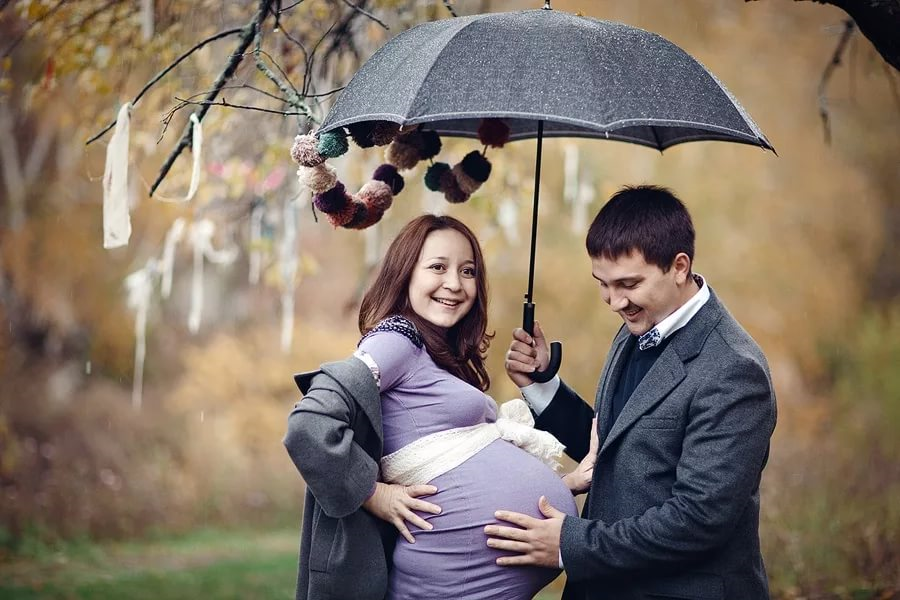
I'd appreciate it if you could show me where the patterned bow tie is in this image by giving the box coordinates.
[638,327,662,351]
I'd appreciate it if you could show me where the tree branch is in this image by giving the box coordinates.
[748,0,900,73]
[85,26,245,145]
[817,19,856,144]
[148,0,274,197]
[339,0,389,30]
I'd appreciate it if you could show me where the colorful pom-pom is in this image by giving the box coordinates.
[424,162,451,192]
[313,182,351,214]
[419,130,442,159]
[358,205,386,229]
[297,163,338,194]
[452,163,482,196]
[344,201,371,229]
[325,201,357,227]
[290,134,325,167]
[460,150,492,183]
[385,140,422,170]
[477,119,511,148]
[359,180,394,213]
[372,164,405,195]
[370,121,401,146]
[439,170,469,204]
[317,130,349,158]
[348,121,377,148]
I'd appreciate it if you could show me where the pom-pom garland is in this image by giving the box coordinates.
[478,118,511,148]
[296,163,337,194]
[372,164,405,195]
[316,130,349,158]
[290,118,509,229]
[291,134,326,167]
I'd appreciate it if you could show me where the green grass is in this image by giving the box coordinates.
[0,528,298,599]
[0,527,562,599]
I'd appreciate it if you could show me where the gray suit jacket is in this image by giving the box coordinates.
[536,290,777,600]
[284,357,394,600]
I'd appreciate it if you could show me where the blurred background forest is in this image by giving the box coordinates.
[0,0,898,598]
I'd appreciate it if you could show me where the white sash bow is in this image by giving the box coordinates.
[380,398,565,486]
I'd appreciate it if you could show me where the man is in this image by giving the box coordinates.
[485,185,777,599]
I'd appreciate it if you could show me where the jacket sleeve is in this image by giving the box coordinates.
[534,380,595,462]
[283,373,379,519]
[561,354,776,579]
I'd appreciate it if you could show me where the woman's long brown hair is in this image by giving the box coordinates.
[358,214,493,391]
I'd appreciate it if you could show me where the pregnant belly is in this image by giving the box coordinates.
[388,439,578,600]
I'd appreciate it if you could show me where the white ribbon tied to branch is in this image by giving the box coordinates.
[188,219,239,334]
[155,112,203,203]
[103,103,132,248]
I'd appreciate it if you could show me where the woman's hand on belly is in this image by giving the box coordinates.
[363,482,442,543]
[562,416,599,494]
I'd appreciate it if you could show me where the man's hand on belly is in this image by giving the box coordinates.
[484,496,564,569]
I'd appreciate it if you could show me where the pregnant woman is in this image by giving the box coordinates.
[285,214,585,600]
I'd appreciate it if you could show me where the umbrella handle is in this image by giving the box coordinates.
[523,301,562,383]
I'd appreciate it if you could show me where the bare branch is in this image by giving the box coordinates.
[340,0,389,30]
[172,96,310,116]
[817,19,855,144]
[149,0,275,197]
[85,26,245,145]
[443,0,458,17]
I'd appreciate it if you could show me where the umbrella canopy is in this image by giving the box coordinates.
[316,7,774,381]
[320,9,773,151]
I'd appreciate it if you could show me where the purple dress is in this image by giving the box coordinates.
[358,318,577,600]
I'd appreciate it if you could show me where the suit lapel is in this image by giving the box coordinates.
[597,288,726,456]
[596,328,632,439]
[599,347,685,455]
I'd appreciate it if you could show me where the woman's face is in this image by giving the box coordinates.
[407,228,477,329]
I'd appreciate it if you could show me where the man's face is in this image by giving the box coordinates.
[591,250,688,336]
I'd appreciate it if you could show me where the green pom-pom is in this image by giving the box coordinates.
[317,130,349,158]
[424,162,451,191]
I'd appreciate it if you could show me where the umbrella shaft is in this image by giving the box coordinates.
[527,120,544,303]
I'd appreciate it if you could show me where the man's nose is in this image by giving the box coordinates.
[608,290,629,311]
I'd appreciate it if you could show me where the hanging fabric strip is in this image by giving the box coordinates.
[103,103,132,249]
[155,113,203,203]
[188,221,207,334]
[188,219,239,334]
[125,259,157,410]
[280,197,299,352]
[185,113,203,201]
[160,218,186,298]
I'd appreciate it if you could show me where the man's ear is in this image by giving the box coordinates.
[672,253,692,284]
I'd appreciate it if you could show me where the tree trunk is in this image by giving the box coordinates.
[804,0,899,72]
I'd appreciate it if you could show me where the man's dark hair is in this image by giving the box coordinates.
[585,185,695,271]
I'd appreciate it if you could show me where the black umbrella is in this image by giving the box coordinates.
[319,4,774,381]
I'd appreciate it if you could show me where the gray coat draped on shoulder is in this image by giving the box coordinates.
[283,357,395,600]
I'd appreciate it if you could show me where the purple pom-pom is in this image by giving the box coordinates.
[372,164,405,195]
[313,181,350,214]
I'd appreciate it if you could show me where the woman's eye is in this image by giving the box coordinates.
[429,264,446,272]
[462,268,476,277]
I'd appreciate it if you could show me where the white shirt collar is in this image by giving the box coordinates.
[651,273,709,344]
